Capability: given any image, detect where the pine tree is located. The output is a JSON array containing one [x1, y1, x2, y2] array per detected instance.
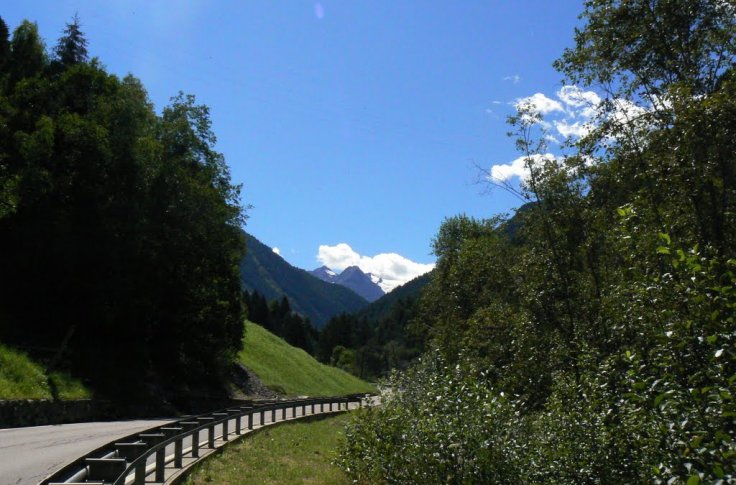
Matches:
[[54, 13, 88, 66]]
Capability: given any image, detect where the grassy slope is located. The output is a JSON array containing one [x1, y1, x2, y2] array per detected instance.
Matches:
[[239, 321, 375, 397], [183, 412, 351, 485], [0, 343, 91, 400]]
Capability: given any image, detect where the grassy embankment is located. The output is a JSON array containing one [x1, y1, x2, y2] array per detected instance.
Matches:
[[183, 324, 373, 483], [183, 412, 352, 485], [2, 320, 375, 400], [238, 321, 375, 397], [0, 343, 91, 400]]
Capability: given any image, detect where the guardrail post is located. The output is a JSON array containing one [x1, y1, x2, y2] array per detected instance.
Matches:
[[155, 447, 165, 482], [192, 428, 200, 457], [271, 406, 276, 423], [302, 402, 306, 416], [329, 400, 333, 411], [261, 408, 266, 425], [212, 413, 229, 441], [282, 404, 287, 420], [321, 400, 324, 412], [208, 423, 216, 448], [134, 460, 146, 485], [175, 437, 183, 468], [226, 409, 242, 435], [247, 411, 253, 430]]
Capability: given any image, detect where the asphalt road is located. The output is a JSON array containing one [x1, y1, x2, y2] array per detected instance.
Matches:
[[0, 419, 172, 485]]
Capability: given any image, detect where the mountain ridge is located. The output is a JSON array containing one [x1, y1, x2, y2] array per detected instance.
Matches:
[[310, 264, 385, 302], [240, 233, 368, 327]]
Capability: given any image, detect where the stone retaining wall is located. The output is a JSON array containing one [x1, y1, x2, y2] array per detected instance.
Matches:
[[0, 399, 119, 428]]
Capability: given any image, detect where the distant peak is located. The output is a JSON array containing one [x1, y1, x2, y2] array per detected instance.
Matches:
[[310, 265, 337, 282], [341, 265, 364, 274]]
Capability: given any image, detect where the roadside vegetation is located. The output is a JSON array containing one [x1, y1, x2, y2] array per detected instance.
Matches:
[[239, 321, 375, 397], [0, 344, 90, 400], [339, 1, 736, 483], [183, 412, 351, 485]]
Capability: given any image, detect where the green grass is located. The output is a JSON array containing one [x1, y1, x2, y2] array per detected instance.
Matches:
[[239, 321, 375, 397], [0, 343, 91, 400], [183, 412, 351, 485]]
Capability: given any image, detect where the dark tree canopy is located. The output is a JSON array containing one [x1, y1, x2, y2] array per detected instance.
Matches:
[[0, 17, 246, 400], [0, 16, 9, 72], [8, 20, 46, 84]]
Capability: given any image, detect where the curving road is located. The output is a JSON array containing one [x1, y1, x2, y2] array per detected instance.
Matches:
[[0, 419, 172, 485]]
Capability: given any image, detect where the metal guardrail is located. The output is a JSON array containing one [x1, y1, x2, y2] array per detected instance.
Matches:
[[41, 394, 368, 485]]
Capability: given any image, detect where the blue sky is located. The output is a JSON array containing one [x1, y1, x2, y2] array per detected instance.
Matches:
[[4, 1, 586, 289]]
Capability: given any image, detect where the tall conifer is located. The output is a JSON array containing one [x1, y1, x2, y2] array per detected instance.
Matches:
[[54, 13, 88, 66]]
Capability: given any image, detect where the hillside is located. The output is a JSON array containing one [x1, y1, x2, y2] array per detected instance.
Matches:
[[238, 321, 375, 397], [356, 271, 432, 323], [0, 344, 91, 400], [240, 233, 369, 327]]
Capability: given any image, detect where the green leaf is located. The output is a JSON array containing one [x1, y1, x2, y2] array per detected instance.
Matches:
[[687, 474, 700, 485], [658, 232, 671, 245], [657, 246, 671, 255], [654, 390, 673, 407]]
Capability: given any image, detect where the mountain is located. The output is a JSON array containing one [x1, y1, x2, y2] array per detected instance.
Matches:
[[356, 270, 433, 322], [310, 265, 385, 302], [240, 233, 368, 328], [311, 265, 337, 282]]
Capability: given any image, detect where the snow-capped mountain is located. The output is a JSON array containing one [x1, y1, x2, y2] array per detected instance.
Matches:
[[311, 265, 337, 282], [310, 265, 386, 302]]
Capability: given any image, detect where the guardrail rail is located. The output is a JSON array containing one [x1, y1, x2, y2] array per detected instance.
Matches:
[[41, 394, 369, 485]]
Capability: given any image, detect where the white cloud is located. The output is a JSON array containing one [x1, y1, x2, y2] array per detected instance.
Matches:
[[515, 93, 564, 116], [557, 85, 601, 118], [553, 119, 592, 138], [487, 84, 664, 183], [272, 247, 281, 256], [545, 134, 561, 144], [610, 98, 649, 127], [317, 243, 434, 292], [490, 153, 557, 183], [504, 74, 521, 84]]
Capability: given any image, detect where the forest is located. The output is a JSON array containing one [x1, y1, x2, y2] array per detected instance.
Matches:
[[338, 1, 736, 483], [0, 16, 246, 400]]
